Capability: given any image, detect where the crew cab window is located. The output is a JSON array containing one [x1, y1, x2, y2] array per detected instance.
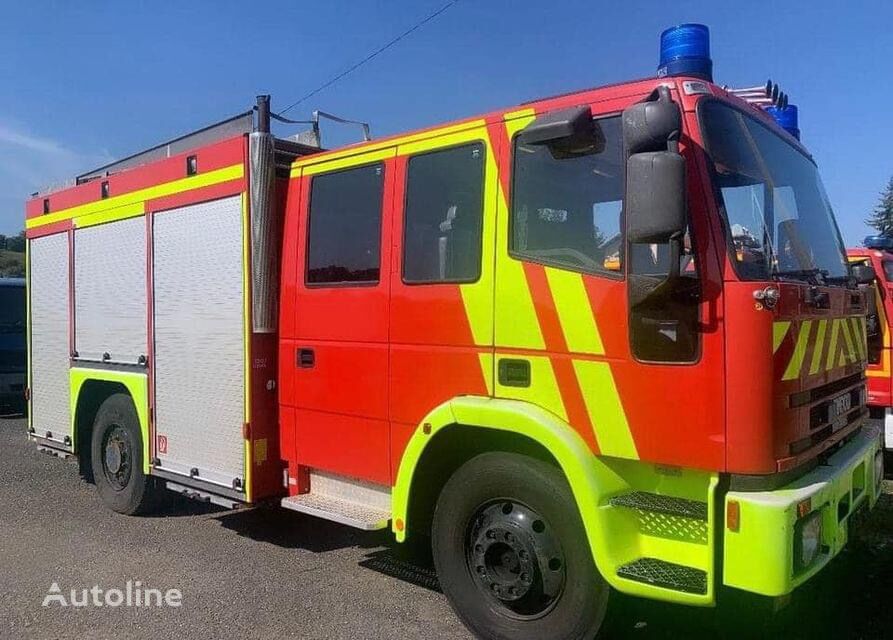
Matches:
[[403, 143, 484, 283], [511, 116, 623, 276], [306, 163, 384, 285]]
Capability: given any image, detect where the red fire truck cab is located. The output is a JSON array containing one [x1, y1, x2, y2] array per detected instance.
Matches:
[[848, 238, 893, 450], [25, 24, 883, 639]]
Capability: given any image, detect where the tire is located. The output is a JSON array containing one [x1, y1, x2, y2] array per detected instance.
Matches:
[[432, 452, 608, 640], [90, 393, 159, 515]]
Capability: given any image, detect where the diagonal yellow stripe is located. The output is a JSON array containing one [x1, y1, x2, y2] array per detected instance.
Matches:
[[544, 268, 604, 355], [783, 320, 812, 380], [839, 318, 857, 364], [808, 319, 828, 375], [573, 359, 637, 459], [851, 317, 867, 360], [773, 321, 791, 353], [825, 319, 841, 371]]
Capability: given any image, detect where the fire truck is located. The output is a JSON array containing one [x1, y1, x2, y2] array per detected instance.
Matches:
[[25, 24, 884, 639], [848, 236, 893, 451]]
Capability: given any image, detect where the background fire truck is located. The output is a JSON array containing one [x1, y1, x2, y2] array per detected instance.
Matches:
[[25, 24, 884, 639], [848, 235, 893, 452]]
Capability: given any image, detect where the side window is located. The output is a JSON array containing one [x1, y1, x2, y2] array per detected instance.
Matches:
[[403, 143, 484, 283], [511, 116, 623, 276], [306, 163, 383, 285]]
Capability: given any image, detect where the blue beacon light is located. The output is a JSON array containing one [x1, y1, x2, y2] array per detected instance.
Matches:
[[766, 104, 800, 140], [658, 23, 713, 82]]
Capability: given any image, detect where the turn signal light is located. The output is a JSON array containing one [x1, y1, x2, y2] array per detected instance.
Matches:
[[727, 500, 740, 532], [797, 498, 812, 519]]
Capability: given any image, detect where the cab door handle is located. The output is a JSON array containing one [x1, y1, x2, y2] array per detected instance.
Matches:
[[296, 348, 315, 368]]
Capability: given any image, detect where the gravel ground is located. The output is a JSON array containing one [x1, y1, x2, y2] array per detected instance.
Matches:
[[0, 416, 890, 639]]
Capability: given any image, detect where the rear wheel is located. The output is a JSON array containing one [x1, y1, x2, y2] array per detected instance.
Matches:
[[90, 393, 159, 515], [432, 452, 608, 640]]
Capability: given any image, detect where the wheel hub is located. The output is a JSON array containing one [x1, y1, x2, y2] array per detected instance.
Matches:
[[105, 440, 124, 474], [102, 426, 132, 491], [466, 501, 566, 618]]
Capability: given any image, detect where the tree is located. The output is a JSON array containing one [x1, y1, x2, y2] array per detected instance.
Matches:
[[866, 176, 893, 235]]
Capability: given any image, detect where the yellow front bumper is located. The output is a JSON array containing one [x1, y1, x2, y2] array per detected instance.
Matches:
[[722, 425, 883, 596]]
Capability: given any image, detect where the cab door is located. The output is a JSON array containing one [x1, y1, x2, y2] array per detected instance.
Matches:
[[388, 131, 496, 481], [492, 96, 724, 469], [289, 149, 396, 485]]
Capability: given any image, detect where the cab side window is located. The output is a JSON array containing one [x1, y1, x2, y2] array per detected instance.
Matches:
[[306, 163, 383, 285], [403, 143, 484, 283], [511, 116, 623, 276]]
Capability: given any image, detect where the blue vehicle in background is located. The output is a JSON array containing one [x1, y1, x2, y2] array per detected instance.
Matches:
[[0, 278, 26, 415]]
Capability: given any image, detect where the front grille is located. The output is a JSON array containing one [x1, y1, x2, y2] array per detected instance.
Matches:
[[790, 372, 864, 408], [809, 387, 864, 430]]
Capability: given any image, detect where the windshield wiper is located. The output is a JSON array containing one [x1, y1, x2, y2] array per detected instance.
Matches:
[[774, 267, 828, 285]]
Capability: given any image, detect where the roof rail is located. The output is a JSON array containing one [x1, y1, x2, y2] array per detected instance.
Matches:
[[75, 110, 255, 184]]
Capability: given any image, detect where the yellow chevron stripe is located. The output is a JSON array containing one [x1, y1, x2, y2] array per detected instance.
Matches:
[[808, 319, 828, 375], [573, 359, 638, 459], [773, 321, 791, 353], [494, 354, 567, 421], [27, 164, 245, 229], [839, 318, 857, 364], [825, 319, 841, 371], [852, 317, 867, 360], [494, 115, 542, 350], [457, 129, 497, 348], [783, 320, 812, 381], [544, 267, 604, 355]]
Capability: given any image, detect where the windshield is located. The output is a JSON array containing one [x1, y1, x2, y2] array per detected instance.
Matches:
[[0, 286, 26, 333], [700, 101, 848, 283]]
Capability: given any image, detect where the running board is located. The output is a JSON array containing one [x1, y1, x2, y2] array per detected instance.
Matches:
[[617, 557, 707, 594], [609, 491, 708, 520], [281, 470, 391, 531]]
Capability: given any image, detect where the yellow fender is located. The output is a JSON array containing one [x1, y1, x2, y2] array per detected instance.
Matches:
[[392, 395, 718, 606], [70, 367, 151, 474]]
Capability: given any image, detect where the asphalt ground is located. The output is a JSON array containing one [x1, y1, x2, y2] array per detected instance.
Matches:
[[0, 416, 891, 640]]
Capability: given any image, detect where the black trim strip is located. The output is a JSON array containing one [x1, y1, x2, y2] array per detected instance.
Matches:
[[150, 467, 246, 501]]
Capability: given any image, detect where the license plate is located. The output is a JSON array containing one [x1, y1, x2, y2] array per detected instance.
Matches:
[[828, 393, 852, 421]]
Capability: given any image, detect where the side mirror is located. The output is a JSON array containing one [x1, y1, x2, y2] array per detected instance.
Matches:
[[520, 105, 605, 156], [625, 151, 686, 245], [622, 87, 682, 154], [852, 262, 877, 285]]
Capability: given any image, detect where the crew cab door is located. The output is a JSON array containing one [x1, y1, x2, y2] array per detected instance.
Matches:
[[493, 96, 724, 469], [286, 149, 396, 485]]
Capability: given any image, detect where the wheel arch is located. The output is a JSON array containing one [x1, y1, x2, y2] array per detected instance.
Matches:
[[70, 367, 151, 476], [392, 397, 618, 579]]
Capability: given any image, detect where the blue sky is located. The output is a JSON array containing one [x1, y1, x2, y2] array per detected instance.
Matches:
[[2, 0, 891, 245]]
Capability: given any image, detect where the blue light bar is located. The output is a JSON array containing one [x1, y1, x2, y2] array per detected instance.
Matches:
[[766, 104, 800, 140], [658, 23, 712, 82], [864, 234, 893, 251]]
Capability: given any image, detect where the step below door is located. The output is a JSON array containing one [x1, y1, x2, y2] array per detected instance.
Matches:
[[152, 195, 246, 490]]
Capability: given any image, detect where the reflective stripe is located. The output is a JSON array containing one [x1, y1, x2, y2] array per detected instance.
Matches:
[[27, 164, 245, 229], [573, 359, 638, 459], [782, 320, 812, 381], [773, 321, 791, 353], [545, 268, 604, 355], [808, 319, 828, 375]]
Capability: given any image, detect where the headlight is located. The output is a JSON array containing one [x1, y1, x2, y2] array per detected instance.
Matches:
[[876, 450, 885, 490], [794, 511, 823, 570]]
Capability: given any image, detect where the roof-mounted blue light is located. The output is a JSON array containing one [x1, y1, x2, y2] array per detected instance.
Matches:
[[766, 104, 800, 140], [864, 234, 893, 251], [658, 23, 712, 82]]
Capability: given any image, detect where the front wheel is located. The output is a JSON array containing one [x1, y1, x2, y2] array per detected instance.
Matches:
[[90, 393, 159, 515], [432, 452, 608, 640]]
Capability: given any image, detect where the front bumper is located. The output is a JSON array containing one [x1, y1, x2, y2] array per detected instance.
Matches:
[[722, 424, 883, 597]]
